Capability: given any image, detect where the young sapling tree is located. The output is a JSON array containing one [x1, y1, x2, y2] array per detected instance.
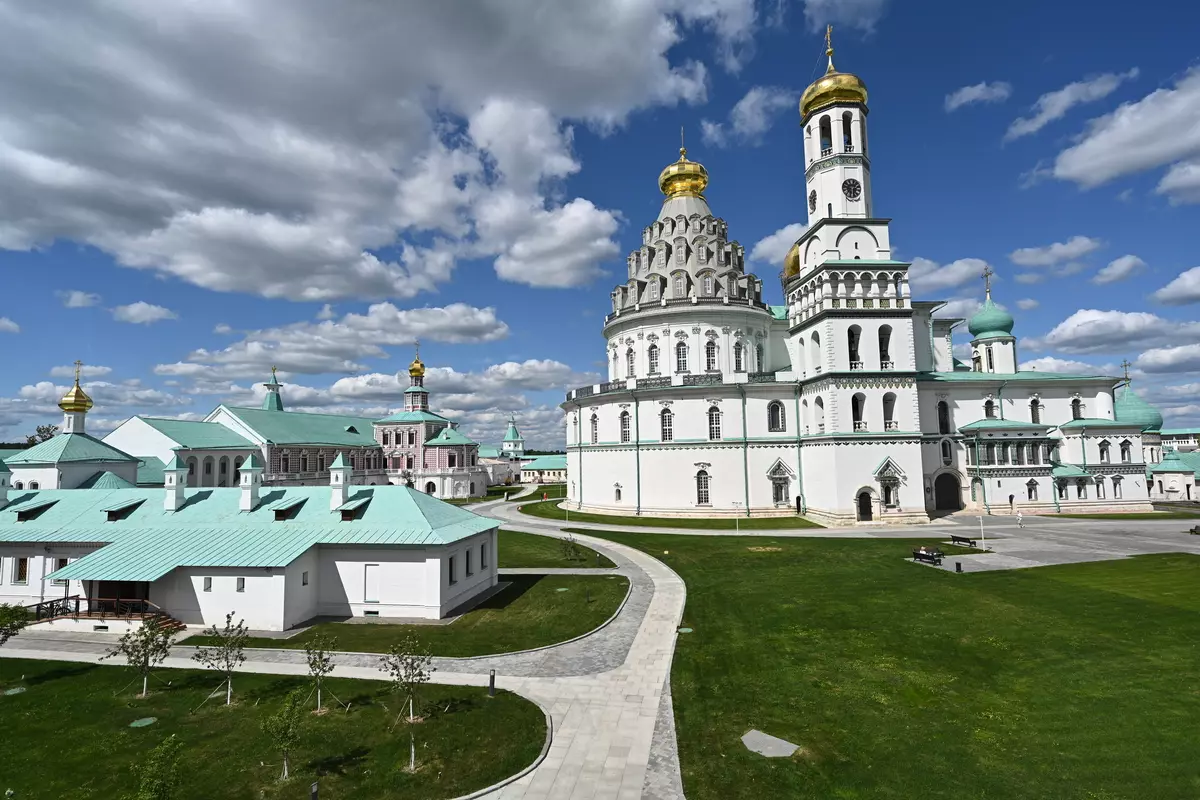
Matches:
[[190, 612, 248, 705]]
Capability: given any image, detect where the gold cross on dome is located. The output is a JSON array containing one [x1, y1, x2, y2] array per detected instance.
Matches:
[[826, 24, 833, 54], [270, 365, 278, 382], [74, 359, 83, 383], [1120, 359, 1132, 381], [981, 265, 994, 297]]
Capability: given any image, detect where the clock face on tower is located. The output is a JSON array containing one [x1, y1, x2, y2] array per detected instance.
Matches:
[[808, 189, 817, 212], [842, 178, 862, 201]]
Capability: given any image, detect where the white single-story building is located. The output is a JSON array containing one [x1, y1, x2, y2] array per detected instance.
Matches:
[[520, 455, 568, 484], [0, 454, 498, 631]]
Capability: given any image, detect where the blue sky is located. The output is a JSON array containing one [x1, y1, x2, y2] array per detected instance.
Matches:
[[2, 0, 1199, 447]]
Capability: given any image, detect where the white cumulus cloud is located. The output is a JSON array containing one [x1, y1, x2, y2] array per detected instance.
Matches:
[[1009, 236, 1102, 268], [945, 81, 1012, 112], [749, 222, 808, 265], [0, 317, 18, 333], [56, 290, 102, 308], [702, 86, 797, 147], [1093, 254, 1146, 284], [909, 257, 990, 294], [1151, 266, 1200, 305], [1005, 68, 1139, 141], [112, 302, 178, 325]]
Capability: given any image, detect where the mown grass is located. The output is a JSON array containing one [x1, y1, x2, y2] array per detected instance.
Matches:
[[498, 529, 616, 569], [183, 573, 628, 657], [0, 659, 544, 800], [508, 483, 567, 501], [518, 498, 823, 529], [592, 532, 1200, 800]]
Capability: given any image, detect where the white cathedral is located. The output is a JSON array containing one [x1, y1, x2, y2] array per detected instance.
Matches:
[[561, 35, 1162, 524]]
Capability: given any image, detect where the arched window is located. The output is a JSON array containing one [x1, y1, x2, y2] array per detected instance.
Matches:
[[648, 344, 660, 375], [941, 440, 952, 466], [425, 482, 436, 495], [827, 202, 832, 218], [1027, 480, 1038, 501], [842, 110, 854, 151], [768, 401, 786, 432], [14, 481, 23, 490], [818, 115, 832, 154], [626, 348, 636, 377], [661, 408, 674, 442], [1112, 476, 1123, 499], [814, 396, 826, 433], [707, 406, 721, 440], [615, 487, 622, 502], [1071, 398, 1082, 420], [673, 274, 685, 298], [317, 452, 326, 472], [1030, 400, 1041, 424], [590, 414, 598, 445], [878, 325, 892, 368], [233, 457, 243, 484], [984, 399, 996, 419], [280, 452, 290, 473], [986, 346, 995, 372], [705, 340, 718, 371], [1096, 476, 1106, 499], [937, 400, 951, 434], [1119, 440, 1132, 463], [1076, 479, 1087, 500], [619, 411, 631, 443], [882, 392, 897, 430], [703, 275, 714, 295], [810, 331, 822, 373], [696, 469, 711, 505], [733, 342, 744, 372], [848, 325, 862, 368], [1098, 440, 1111, 464], [649, 280, 659, 300], [985, 443, 996, 465], [675, 341, 688, 373], [28, 481, 38, 490], [756, 344, 764, 371], [851, 393, 866, 431]]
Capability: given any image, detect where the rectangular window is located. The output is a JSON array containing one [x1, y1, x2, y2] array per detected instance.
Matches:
[[481, 542, 489, 569], [448, 556, 457, 585], [1077, 482, 1087, 500], [998, 444, 1009, 465], [1096, 480, 1105, 499], [466, 550, 474, 577], [51, 557, 69, 587], [1114, 480, 1123, 499], [12, 557, 29, 585], [203, 576, 212, 592], [302, 571, 309, 586], [236, 577, 245, 593]]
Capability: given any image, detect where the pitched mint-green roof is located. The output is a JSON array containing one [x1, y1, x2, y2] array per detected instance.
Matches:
[[968, 296, 1015, 340], [769, 305, 788, 320], [241, 453, 263, 471], [1049, 462, 1091, 479], [221, 406, 378, 447], [1058, 418, 1142, 430], [139, 417, 258, 449], [136, 458, 166, 486], [376, 410, 451, 424], [522, 455, 567, 471], [77, 471, 137, 490], [1176, 450, 1200, 478], [425, 427, 477, 447], [262, 389, 285, 412], [959, 419, 1052, 432], [0, 485, 497, 583], [4, 433, 138, 465], [1161, 428, 1200, 436], [503, 419, 522, 442], [1149, 449, 1194, 475], [917, 371, 1113, 383], [163, 453, 188, 472], [477, 445, 502, 459], [329, 452, 348, 469], [404, 386, 428, 394], [1113, 384, 1163, 432], [0, 458, 9, 475]]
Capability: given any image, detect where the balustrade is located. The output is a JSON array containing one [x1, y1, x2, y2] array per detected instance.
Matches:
[[854, 421, 868, 432], [881, 360, 895, 370], [850, 361, 864, 370], [885, 420, 899, 431]]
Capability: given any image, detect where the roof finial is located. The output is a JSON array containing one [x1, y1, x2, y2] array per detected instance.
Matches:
[[73, 359, 83, 384], [981, 264, 994, 300], [825, 24, 835, 72], [679, 126, 687, 160], [1121, 358, 1132, 382], [270, 365, 278, 383], [414, 338, 420, 359]]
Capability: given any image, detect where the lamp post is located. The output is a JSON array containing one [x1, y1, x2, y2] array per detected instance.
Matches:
[[977, 515, 987, 551], [732, 501, 742, 534]]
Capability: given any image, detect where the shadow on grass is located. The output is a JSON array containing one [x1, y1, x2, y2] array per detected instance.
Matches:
[[472, 574, 543, 611], [25, 664, 96, 685], [307, 745, 371, 776]]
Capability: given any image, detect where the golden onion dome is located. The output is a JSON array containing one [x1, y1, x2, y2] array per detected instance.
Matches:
[[799, 27, 867, 120], [658, 147, 708, 199], [783, 240, 802, 278], [58, 362, 93, 414], [408, 354, 426, 378]]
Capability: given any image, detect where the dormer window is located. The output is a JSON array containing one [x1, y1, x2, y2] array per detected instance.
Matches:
[[102, 498, 145, 522]]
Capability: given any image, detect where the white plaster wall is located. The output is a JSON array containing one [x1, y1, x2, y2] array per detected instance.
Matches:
[[604, 306, 774, 381], [102, 417, 178, 467], [318, 546, 431, 617], [283, 546, 320, 629], [439, 531, 497, 616], [9, 466, 62, 490], [150, 568, 285, 631], [0, 547, 93, 607]]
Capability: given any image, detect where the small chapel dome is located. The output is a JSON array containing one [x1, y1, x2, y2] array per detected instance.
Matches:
[[1114, 383, 1163, 432], [658, 147, 708, 199], [783, 240, 802, 278], [408, 354, 426, 378], [58, 365, 93, 414], [967, 297, 1015, 340], [799, 28, 868, 119]]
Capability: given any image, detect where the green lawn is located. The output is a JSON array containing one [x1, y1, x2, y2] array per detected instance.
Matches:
[[519, 499, 824, 529], [592, 532, 1200, 800], [509, 483, 567, 501], [498, 529, 616, 569], [183, 573, 628, 657], [486, 485, 516, 498], [0, 658, 544, 800]]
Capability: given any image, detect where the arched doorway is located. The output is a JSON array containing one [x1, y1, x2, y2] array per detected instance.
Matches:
[[934, 473, 962, 511], [857, 491, 873, 521], [424, 482, 436, 495]]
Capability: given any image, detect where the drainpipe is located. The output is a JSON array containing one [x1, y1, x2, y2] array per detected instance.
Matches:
[[737, 384, 750, 517], [574, 407, 584, 510], [632, 391, 642, 516], [793, 384, 806, 513], [997, 380, 1009, 420], [974, 433, 990, 514]]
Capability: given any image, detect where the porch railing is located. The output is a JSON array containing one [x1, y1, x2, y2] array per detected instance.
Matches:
[[24, 596, 169, 622]]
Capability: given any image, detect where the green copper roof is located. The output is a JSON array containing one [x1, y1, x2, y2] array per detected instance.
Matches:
[[329, 452, 348, 469], [967, 296, 1015, 340], [4, 433, 138, 465], [221, 406, 378, 447], [376, 410, 451, 424], [2, 485, 497, 583], [1176, 450, 1200, 478], [769, 305, 788, 320], [242, 453, 263, 471], [1114, 384, 1163, 432], [959, 419, 1052, 432], [136, 458, 166, 486], [503, 418, 522, 442], [262, 389, 285, 412], [477, 445, 502, 459], [138, 417, 258, 450], [403, 386, 428, 394], [1149, 449, 1194, 475], [1058, 418, 1142, 430], [0, 458, 9, 475], [1160, 428, 1200, 436], [917, 371, 1113, 383], [77, 471, 137, 490], [163, 453, 188, 472], [425, 427, 477, 447], [522, 455, 567, 471], [1049, 462, 1091, 479]]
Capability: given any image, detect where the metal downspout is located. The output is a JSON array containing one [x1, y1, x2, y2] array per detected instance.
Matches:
[[738, 384, 750, 516], [633, 391, 642, 516], [575, 407, 584, 510], [975, 433, 990, 514], [793, 384, 806, 513]]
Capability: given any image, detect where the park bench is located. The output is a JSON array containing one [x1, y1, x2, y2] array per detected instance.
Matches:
[[949, 534, 978, 548], [912, 549, 944, 565]]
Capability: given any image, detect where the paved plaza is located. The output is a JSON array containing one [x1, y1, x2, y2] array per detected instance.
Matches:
[[4, 498, 1200, 798]]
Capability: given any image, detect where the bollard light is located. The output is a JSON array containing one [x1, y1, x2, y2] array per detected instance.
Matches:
[[310, 781, 319, 800], [955, 562, 963, 573], [489, 669, 496, 698]]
